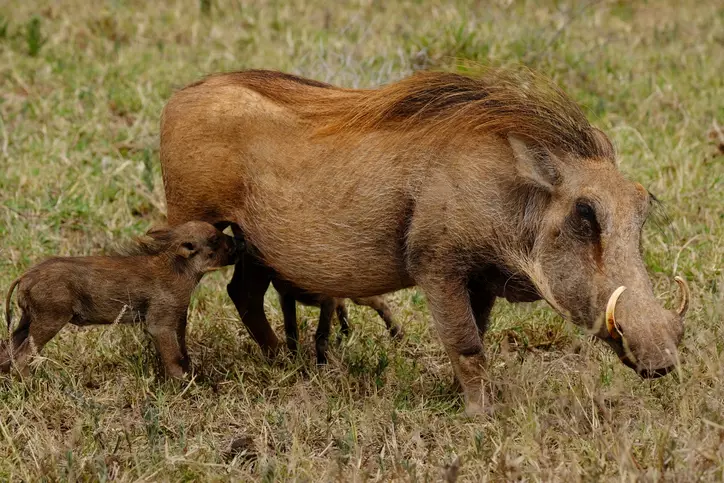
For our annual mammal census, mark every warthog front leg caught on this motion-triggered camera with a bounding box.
[175,311,189,369]
[147,306,190,379]
[419,276,488,417]
[227,252,279,356]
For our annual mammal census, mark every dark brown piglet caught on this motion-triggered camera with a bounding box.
[1,221,238,378]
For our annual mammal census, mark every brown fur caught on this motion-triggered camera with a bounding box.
[0,221,238,378]
[160,68,686,415]
[191,68,615,160]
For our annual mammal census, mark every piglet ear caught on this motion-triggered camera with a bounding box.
[177,242,197,259]
[508,134,561,191]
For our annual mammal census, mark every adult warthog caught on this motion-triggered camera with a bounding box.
[160,68,689,415]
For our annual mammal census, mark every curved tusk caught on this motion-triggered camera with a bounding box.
[674,276,690,319]
[605,286,627,340]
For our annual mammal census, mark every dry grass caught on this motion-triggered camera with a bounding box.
[0,0,722,480]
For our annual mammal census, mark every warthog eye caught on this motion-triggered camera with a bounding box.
[570,200,601,241]
[575,202,595,221]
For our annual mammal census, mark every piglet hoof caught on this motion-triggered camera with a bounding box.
[186,369,206,385]
[389,325,404,340]
[260,339,282,360]
[160,363,189,382]
[9,363,31,381]
[0,343,20,376]
[315,339,329,365]
[285,339,299,356]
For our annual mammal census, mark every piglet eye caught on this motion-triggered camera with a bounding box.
[575,202,595,222]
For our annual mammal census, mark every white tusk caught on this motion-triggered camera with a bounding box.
[674,276,690,319]
[605,286,627,340]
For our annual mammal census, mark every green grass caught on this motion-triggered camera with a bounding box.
[0,0,722,480]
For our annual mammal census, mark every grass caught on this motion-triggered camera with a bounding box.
[0,0,722,480]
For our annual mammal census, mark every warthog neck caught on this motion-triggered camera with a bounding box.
[469,265,541,303]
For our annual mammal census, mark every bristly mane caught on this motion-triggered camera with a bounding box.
[218,67,614,160]
[115,226,179,257]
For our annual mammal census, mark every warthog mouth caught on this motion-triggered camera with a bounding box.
[604,277,689,379]
[618,355,673,379]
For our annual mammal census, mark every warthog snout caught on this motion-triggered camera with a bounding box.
[618,356,671,379]
[604,277,689,378]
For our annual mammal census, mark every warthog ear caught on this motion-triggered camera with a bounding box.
[177,242,198,259]
[508,134,561,191]
[591,127,616,161]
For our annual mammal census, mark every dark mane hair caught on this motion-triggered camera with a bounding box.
[115,226,179,257]
[220,67,614,160]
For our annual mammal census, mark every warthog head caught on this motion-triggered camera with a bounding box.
[509,134,688,378]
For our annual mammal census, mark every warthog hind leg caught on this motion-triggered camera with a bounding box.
[2,311,68,376]
[280,291,299,354]
[315,299,336,364]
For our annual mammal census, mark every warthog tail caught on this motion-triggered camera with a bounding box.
[5,278,20,331]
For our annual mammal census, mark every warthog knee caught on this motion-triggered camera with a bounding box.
[457,342,484,357]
